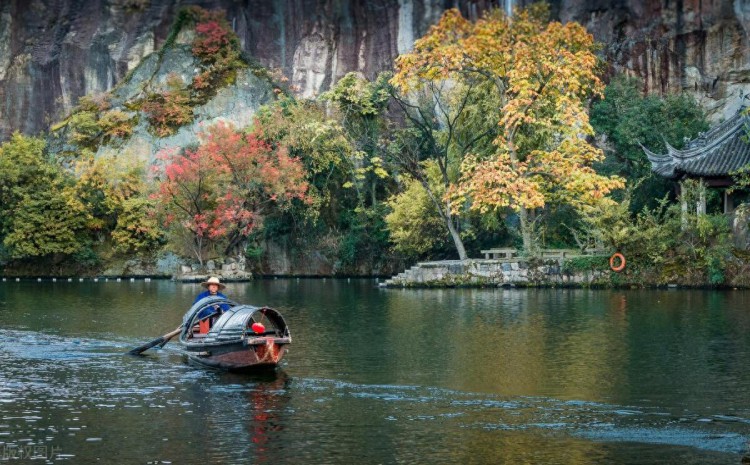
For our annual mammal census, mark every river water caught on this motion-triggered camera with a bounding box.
[0,279,749,464]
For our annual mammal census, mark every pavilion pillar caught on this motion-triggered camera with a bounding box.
[724,190,734,214]
[679,179,706,226]
[696,181,706,215]
[681,197,688,227]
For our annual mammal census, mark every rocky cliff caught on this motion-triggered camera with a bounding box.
[560,0,750,120]
[0,0,448,141]
[2,0,749,141]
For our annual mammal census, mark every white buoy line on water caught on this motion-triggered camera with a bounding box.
[1,277,154,282]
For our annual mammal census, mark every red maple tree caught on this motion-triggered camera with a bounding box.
[152,122,309,264]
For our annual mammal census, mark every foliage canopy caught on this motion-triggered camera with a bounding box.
[392,5,624,251]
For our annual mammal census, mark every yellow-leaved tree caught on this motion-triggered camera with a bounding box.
[391,4,624,253]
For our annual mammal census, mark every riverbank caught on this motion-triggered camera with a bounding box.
[4,252,750,289]
[378,258,750,289]
[379,259,608,288]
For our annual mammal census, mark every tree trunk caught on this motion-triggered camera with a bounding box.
[444,209,468,260]
[419,178,468,260]
[193,234,204,267]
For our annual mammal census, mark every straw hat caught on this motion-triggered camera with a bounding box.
[201,276,226,290]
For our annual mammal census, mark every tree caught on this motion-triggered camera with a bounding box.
[321,73,392,207]
[590,74,708,212]
[580,184,731,285]
[110,197,164,254]
[4,187,89,259]
[0,133,53,225]
[0,133,89,259]
[385,161,452,259]
[141,74,194,137]
[151,122,310,265]
[392,5,624,253]
[254,95,396,269]
[254,95,358,220]
[387,75,500,259]
[73,156,162,254]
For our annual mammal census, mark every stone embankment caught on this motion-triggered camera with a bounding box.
[177,257,252,282]
[380,259,608,288]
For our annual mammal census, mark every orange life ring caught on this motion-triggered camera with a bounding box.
[610,253,626,272]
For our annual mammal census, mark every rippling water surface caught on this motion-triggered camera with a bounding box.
[0,279,749,464]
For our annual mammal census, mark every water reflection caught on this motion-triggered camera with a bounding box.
[203,371,291,464]
[0,281,749,463]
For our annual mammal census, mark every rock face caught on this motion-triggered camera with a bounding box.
[0,0,444,141]
[558,0,750,121]
[2,0,749,141]
[92,46,276,165]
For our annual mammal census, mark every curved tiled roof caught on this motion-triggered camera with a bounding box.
[644,111,750,179]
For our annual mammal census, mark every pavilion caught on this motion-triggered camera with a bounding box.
[643,110,750,215]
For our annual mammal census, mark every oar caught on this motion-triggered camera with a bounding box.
[128,306,224,356]
[128,326,182,355]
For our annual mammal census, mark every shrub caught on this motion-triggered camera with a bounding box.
[67,111,102,148]
[142,75,193,137]
[562,255,609,274]
[99,110,137,140]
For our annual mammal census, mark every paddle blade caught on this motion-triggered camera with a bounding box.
[128,327,182,355]
[128,336,166,355]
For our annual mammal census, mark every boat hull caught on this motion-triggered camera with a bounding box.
[182,337,290,371]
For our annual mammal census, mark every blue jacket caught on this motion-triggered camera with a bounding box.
[194,291,230,319]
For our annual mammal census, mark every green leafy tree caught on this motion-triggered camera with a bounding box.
[110,197,164,254]
[4,187,89,258]
[590,74,709,211]
[580,181,731,285]
[0,133,88,259]
[321,73,392,207]
[73,156,162,254]
[384,75,498,261]
[254,96,395,269]
[68,111,103,148]
[385,161,451,259]
[255,96,354,210]
[319,73,399,266]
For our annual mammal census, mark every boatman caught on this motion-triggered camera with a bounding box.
[194,277,231,329]
[194,276,227,303]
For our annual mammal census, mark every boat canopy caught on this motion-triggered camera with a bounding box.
[181,296,290,343]
[181,296,236,329]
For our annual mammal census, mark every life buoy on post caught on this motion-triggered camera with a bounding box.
[610,253,626,272]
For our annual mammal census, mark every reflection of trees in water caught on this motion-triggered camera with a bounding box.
[382,288,630,399]
[246,371,289,461]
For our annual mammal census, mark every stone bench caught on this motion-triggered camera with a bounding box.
[480,248,518,260]
[539,249,581,259]
[583,247,609,256]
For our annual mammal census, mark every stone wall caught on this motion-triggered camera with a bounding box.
[381,259,609,287]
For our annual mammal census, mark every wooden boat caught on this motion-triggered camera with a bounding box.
[178,296,291,371]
